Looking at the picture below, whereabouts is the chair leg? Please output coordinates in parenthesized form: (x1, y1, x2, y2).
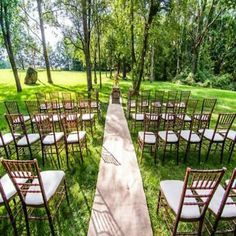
(184, 142, 190, 163)
(205, 142, 213, 162)
(176, 143, 179, 165)
(42, 145, 45, 166)
(4, 201, 18, 236)
(16, 147, 20, 160)
(172, 218, 179, 236)
(64, 179, 70, 206)
(55, 144, 61, 169)
(140, 145, 144, 164)
(28, 146, 33, 159)
(162, 142, 167, 163)
(228, 142, 235, 163)
(198, 142, 202, 163)
(198, 219, 204, 236)
(154, 145, 157, 164)
(22, 204, 30, 236)
(157, 190, 162, 214)
(220, 142, 225, 163)
(45, 205, 55, 236)
(85, 137, 89, 156)
(65, 145, 69, 168)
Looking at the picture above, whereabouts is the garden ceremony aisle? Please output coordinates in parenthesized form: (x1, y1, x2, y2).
(87, 98, 153, 236)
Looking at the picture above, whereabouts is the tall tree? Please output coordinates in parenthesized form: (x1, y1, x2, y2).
(0, 0, 22, 92)
(81, 0, 92, 92)
(36, 0, 53, 83)
(133, 0, 161, 93)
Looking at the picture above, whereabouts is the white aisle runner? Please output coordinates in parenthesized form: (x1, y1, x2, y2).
(87, 101, 153, 236)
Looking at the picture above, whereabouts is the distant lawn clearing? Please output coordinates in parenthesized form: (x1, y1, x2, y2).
(0, 69, 236, 235)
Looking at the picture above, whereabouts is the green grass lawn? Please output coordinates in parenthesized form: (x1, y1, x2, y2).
(0, 69, 236, 235)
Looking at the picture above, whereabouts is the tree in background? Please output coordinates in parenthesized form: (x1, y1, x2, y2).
(0, 0, 22, 92)
(36, 0, 53, 83)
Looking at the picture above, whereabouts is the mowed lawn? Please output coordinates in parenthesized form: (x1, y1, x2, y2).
(0, 69, 236, 235)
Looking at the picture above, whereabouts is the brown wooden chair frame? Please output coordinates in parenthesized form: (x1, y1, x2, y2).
(204, 113, 236, 163)
(60, 112, 88, 167)
(157, 167, 226, 235)
(1, 159, 69, 236)
(204, 168, 236, 235)
(5, 114, 40, 160)
(34, 114, 65, 168)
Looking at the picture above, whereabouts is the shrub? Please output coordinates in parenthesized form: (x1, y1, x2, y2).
(211, 73, 234, 90)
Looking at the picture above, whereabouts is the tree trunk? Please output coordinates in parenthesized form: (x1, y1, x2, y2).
(150, 45, 154, 82)
(130, 0, 136, 71)
(133, 1, 160, 93)
(191, 46, 199, 75)
(36, 0, 53, 84)
(82, 0, 92, 93)
(97, 19, 102, 88)
(122, 58, 127, 80)
(94, 43, 97, 84)
(0, 2, 22, 92)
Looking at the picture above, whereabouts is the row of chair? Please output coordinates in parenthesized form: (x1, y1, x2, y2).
(127, 90, 195, 117)
(129, 97, 217, 130)
(0, 158, 69, 236)
(4, 97, 101, 122)
(137, 112, 236, 164)
(1, 112, 91, 168)
(158, 167, 236, 235)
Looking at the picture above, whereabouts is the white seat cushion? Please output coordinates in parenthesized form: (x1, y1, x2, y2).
(194, 114, 209, 121)
(13, 115, 30, 124)
(176, 102, 186, 108)
(82, 113, 95, 121)
(151, 101, 161, 108)
(0, 133, 20, 146)
(196, 185, 236, 218)
(40, 103, 49, 110)
(140, 101, 149, 107)
(52, 103, 63, 110)
(158, 130, 178, 143)
(152, 101, 161, 108)
(91, 101, 99, 108)
(66, 114, 80, 121)
(180, 130, 201, 143)
(67, 131, 86, 143)
(225, 179, 236, 194)
(161, 113, 175, 121)
(146, 113, 159, 121)
(49, 114, 63, 122)
(129, 100, 136, 108)
(138, 131, 156, 144)
(17, 133, 40, 146)
(0, 173, 29, 203)
(203, 129, 224, 142)
(64, 103, 75, 110)
(24, 171, 65, 205)
(32, 114, 48, 123)
(43, 132, 64, 145)
(160, 180, 201, 219)
(220, 130, 236, 141)
(131, 113, 144, 121)
(176, 114, 191, 122)
(163, 102, 174, 108)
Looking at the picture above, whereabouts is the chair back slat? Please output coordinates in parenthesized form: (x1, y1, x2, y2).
(177, 168, 225, 219)
(4, 101, 20, 114)
(60, 112, 80, 135)
(216, 113, 236, 132)
(218, 169, 236, 216)
(34, 113, 54, 136)
(1, 159, 45, 202)
(179, 91, 191, 103)
(201, 98, 217, 114)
